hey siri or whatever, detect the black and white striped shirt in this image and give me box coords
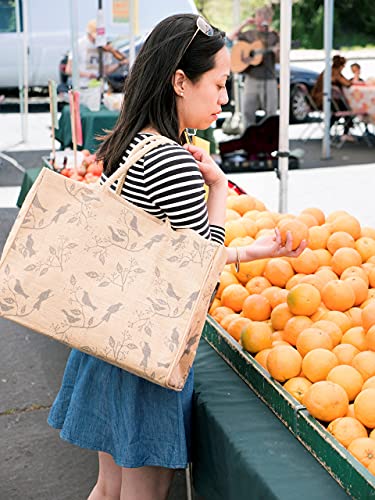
[100,133,225,245]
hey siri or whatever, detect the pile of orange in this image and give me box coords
[209,190,375,475]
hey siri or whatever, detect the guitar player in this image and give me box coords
[228,5,280,127]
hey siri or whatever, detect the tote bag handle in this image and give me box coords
[102,135,176,195]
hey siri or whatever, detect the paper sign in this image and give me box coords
[112,0,129,23]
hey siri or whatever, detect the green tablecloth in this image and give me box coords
[16,166,43,208]
[55,104,119,153]
[55,104,217,154]
[193,339,350,500]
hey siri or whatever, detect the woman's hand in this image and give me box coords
[183,143,226,188]
[243,229,308,261]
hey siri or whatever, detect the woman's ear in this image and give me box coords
[172,69,187,97]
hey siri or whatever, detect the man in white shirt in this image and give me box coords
[66,19,127,88]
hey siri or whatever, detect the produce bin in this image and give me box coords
[202,316,375,499]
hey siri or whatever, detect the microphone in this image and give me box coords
[261,21,269,31]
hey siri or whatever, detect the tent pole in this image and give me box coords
[69,0,80,90]
[278,0,292,213]
[322,0,334,159]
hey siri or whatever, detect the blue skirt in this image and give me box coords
[48,349,193,469]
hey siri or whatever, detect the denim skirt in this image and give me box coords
[48,349,194,469]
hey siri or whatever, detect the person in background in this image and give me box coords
[65,19,127,88]
[311,55,354,142]
[350,63,365,84]
[228,5,279,127]
[48,13,306,500]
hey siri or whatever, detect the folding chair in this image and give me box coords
[295,83,324,142]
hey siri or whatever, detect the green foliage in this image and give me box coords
[193,0,375,49]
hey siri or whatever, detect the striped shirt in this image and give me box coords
[100,133,225,245]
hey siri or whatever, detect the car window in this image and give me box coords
[0,0,23,33]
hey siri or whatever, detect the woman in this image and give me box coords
[48,14,306,500]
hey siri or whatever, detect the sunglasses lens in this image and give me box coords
[197,17,214,36]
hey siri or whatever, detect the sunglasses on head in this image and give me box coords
[181,16,214,58]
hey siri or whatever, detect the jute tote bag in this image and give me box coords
[0,136,227,390]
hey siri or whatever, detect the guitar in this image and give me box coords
[230,40,266,73]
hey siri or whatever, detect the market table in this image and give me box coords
[192,338,350,500]
[55,104,217,154]
[344,84,375,124]
[55,104,119,152]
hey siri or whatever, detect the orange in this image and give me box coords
[369,267,375,288]
[348,438,375,468]
[220,313,239,330]
[327,231,355,254]
[231,258,269,284]
[322,310,352,333]
[271,331,284,341]
[366,325,375,351]
[242,294,272,321]
[303,381,349,422]
[301,207,325,226]
[285,273,306,290]
[361,227,375,239]
[321,280,355,312]
[352,351,375,380]
[307,225,330,250]
[241,322,273,354]
[355,237,375,262]
[341,266,369,286]
[370,428,375,440]
[333,343,360,365]
[245,276,272,295]
[290,248,320,274]
[362,302,375,332]
[254,348,272,371]
[227,317,252,342]
[255,215,276,232]
[225,208,241,221]
[360,299,375,309]
[226,194,256,215]
[224,219,248,246]
[208,297,221,315]
[243,209,261,220]
[327,417,368,448]
[341,327,368,351]
[330,214,361,240]
[299,274,324,293]
[261,286,288,309]
[296,328,333,357]
[270,303,294,331]
[343,276,368,306]
[302,348,338,382]
[216,271,239,299]
[312,319,343,347]
[283,377,312,403]
[313,249,332,267]
[310,305,329,322]
[326,210,350,223]
[283,315,313,346]
[241,217,258,238]
[221,284,250,312]
[228,236,254,248]
[297,213,319,228]
[266,345,302,382]
[272,340,290,347]
[362,263,375,279]
[211,306,234,323]
[368,288,375,300]
[256,228,275,239]
[346,307,363,327]
[331,248,362,276]
[277,219,309,250]
[354,388,375,428]
[315,268,338,287]
[254,198,267,211]
[287,283,321,316]
[263,258,295,288]
[327,365,364,401]
[362,376,375,390]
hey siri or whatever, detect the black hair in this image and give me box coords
[97,14,225,175]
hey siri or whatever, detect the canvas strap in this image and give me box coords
[102,135,177,195]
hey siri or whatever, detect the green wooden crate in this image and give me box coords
[203,316,375,499]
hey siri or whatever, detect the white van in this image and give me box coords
[0,0,197,90]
